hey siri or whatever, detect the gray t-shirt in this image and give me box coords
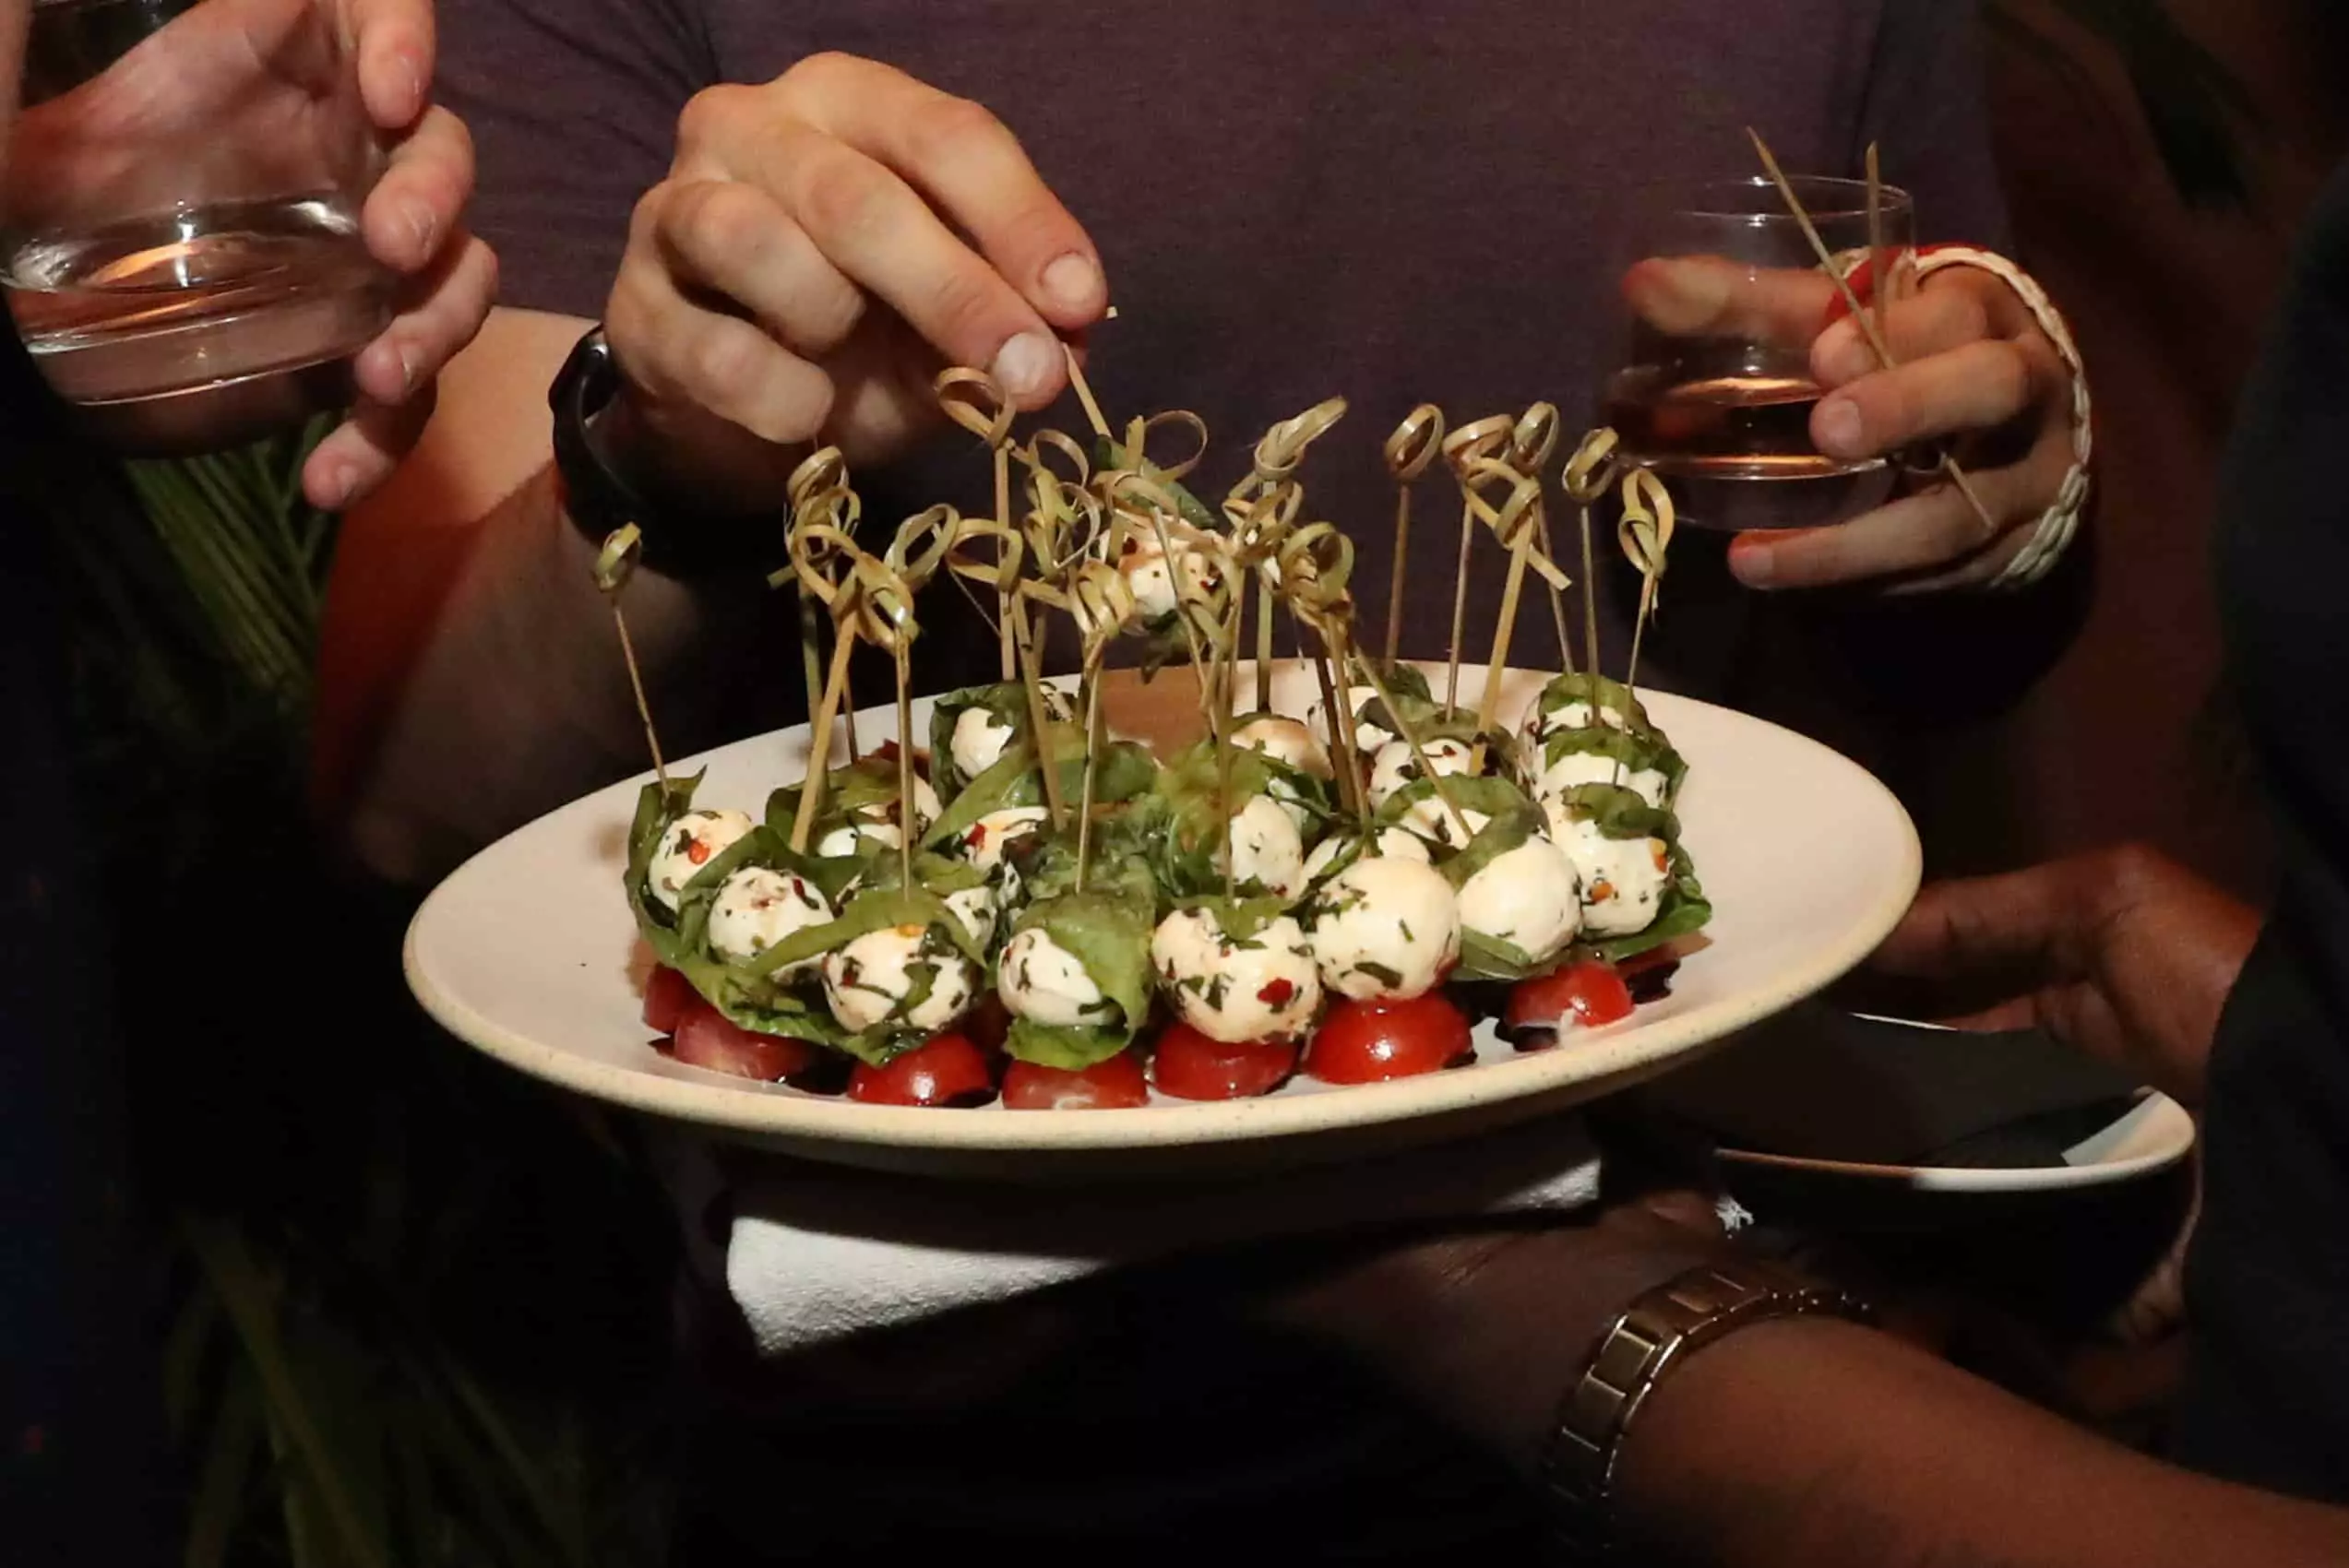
[439,0,2010,730]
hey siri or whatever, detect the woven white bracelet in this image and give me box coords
[1911,246,2093,589]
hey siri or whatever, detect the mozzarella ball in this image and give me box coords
[948,806,1050,875]
[1365,736,1480,811]
[647,809,755,910]
[1521,699,1634,767]
[1456,837,1584,967]
[1233,715,1332,779]
[821,925,979,1034]
[944,884,1001,950]
[1394,795,1492,852]
[1309,856,1462,1001]
[1301,833,1359,893]
[950,705,1018,782]
[1151,908,1322,1043]
[816,820,900,859]
[1544,799,1674,939]
[1265,772,1321,837]
[707,867,836,968]
[1093,527,1220,630]
[998,927,1112,1028]
[1222,794,1306,899]
[1534,748,1671,811]
[1307,683,1396,756]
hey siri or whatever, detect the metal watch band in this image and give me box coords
[1543,1258,1875,1560]
[547,326,782,579]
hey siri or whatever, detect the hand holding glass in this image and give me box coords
[4,0,393,454]
[1601,175,1915,533]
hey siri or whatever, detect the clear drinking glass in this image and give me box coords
[1599,175,1916,532]
[3,0,391,454]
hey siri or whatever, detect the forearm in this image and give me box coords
[1620,1314,2349,1568]
[335,463,767,885]
[1289,1224,2349,1568]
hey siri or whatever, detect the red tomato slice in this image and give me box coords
[1504,958,1637,1050]
[1305,993,1474,1085]
[847,1033,997,1108]
[1151,1024,1298,1101]
[1002,1051,1151,1111]
[671,1001,820,1081]
[642,965,698,1034]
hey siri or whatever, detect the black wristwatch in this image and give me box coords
[548,326,781,579]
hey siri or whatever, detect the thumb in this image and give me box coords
[1869,857,2111,991]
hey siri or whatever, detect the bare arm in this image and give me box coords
[1280,1219,2349,1568]
[315,309,769,885]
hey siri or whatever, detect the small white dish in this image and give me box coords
[1716,1092,2195,1193]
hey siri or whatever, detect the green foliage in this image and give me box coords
[47,431,680,1568]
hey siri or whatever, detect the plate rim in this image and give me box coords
[403,673,1924,1158]
[1713,1090,2197,1192]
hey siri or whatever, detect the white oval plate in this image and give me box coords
[404,663,1921,1179]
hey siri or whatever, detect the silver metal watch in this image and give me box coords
[1543,1258,1876,1558]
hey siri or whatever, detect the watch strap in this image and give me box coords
[1544,1258,1875,1558]
[548,326,783,579]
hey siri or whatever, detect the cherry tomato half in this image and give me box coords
[671,1001,820,1081]
[1002,1051,1151,1111]
[847,1032,997,1108]
[1305,993,1474,1085]
[1503,958,1637,1050]
[1151,1024,1298,1101]
[642,965,698,1034]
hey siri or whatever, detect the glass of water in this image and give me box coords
[4,0,391,454]
[1599,175,1916,533]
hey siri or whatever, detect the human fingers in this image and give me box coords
[1725,437,2063,590]
[1811,337,2056,467]
[1620,255,1834,352]
[1868,861,2113,992]
[341,0,433,129]
[361,103,472,275]
[679,68,1097,408]
[1812,282,2001,389]
[607,205,838,447]
[648,178,868,361]
[767,53,1108,331]
[350,230,497,411]
[303,378,436,511]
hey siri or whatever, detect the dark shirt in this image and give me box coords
[2177,154,2349,1503]
[0,338,171,1564]
[439,0,2014,754]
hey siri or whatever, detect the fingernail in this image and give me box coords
[1815,398,1865,457]
[399,50,427,119]
[1038,253,1101,314]
[408,202,437,263]
[991,331,1059,400]
[392,339,417,396]
[318,463,358,511]
[1729,538,1776,589]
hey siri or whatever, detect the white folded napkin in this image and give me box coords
[674,1113,1604,1358]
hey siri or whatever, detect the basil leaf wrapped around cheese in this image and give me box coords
[927,682,1081,803]
[999,886,1159,1070]
[626,773,845,1047]
[1544,782,1711,957]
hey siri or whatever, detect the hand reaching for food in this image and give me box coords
[601,53,1112,510]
